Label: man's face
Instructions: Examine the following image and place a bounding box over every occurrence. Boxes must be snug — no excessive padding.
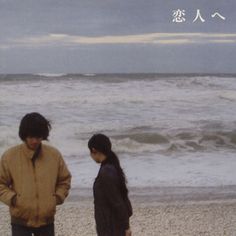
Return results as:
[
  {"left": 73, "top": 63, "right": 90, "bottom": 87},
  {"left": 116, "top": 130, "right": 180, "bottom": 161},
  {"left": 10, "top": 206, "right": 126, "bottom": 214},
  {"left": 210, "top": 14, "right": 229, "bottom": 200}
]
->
[{"left": 25, "top": 137, "right": 43, "bottom": 150}]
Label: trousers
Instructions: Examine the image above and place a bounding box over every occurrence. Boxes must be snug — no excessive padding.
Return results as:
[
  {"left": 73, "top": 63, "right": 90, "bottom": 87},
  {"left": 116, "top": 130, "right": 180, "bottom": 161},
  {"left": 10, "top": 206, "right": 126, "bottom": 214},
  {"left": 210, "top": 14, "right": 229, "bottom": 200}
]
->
[{"left": 11, "top": 223, "right": 54, "bottom": 236}]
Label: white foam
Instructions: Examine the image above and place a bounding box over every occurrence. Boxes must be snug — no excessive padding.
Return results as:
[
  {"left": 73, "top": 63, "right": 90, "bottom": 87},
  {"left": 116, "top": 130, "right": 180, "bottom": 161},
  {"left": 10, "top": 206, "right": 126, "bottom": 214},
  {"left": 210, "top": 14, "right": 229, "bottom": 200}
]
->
[
  {"left": 35, "top": 73, "right": 67, "bottom": 77},
  {"left": 219, "top": 91, "right": 236, "bottom": 101},
  {"left": 67, "top": 151, "right": 236, "bottom": 188}
]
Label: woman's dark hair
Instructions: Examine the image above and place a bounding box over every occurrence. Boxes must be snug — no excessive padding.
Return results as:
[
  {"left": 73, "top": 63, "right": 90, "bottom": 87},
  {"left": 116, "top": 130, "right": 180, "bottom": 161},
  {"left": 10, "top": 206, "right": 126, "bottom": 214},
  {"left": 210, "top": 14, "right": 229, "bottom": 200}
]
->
[
  {"left": 19, "top": 112, "right": 51, "bottom": 141},
  {"left": 88, "top": 133, "right": 129, "bottom": 198}
]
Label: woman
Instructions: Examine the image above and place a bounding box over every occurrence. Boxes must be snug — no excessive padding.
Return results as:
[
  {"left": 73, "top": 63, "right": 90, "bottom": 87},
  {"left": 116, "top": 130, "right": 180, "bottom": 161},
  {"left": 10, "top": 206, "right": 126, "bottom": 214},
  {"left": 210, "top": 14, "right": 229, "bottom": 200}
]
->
[{"left": 88, "top": 133, "right": 133, "bottom": 236}]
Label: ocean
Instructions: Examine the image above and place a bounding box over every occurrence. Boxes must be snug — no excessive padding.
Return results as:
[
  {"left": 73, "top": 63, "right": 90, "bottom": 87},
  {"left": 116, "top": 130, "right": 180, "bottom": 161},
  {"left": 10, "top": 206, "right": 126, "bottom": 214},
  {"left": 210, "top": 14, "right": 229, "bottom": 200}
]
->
[{"left": 0, "top": 73, "right": 236, "bottom": 191}]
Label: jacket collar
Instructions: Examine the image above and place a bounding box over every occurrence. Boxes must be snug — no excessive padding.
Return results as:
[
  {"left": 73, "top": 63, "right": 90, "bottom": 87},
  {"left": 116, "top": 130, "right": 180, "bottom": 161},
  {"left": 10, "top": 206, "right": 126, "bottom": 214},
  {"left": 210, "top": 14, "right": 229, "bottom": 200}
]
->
[{"left": 21, "top": 142, "right": 42, "bottom": 159}]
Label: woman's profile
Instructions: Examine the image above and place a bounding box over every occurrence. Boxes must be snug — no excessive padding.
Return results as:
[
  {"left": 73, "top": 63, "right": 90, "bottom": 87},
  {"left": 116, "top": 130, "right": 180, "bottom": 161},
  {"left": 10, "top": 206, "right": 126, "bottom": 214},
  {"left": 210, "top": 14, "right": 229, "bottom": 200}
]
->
[{"left": 88, "top": 133, "right": 133, "bottom": 236}]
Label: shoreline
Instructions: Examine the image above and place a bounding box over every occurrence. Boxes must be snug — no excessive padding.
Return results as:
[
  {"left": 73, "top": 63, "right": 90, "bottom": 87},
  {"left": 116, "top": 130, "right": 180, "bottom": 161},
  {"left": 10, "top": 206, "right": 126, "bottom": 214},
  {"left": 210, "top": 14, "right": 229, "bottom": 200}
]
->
[{"left": 67, "top": 185, "right": 236, "bottom": 203}]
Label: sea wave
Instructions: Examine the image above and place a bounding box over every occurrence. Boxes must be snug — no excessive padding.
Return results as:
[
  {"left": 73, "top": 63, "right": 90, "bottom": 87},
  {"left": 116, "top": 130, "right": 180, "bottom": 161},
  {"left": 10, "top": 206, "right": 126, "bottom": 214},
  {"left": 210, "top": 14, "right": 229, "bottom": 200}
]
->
[
  {"left": 36, "top": 73, "right": 68, "bottom": 77},
  {"left": 109, "top": 129, "right": 236, "bottom": 153},
  {"left": 1, "top": 73, "right": 235, "bottom": 84}
]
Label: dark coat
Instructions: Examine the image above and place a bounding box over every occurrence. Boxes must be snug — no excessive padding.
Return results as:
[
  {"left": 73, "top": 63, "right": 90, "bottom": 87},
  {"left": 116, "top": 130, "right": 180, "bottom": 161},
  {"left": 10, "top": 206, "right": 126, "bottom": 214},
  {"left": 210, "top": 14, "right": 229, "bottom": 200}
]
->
[{"left": 93, "top": 162, "right": 133, "bottom": 236}]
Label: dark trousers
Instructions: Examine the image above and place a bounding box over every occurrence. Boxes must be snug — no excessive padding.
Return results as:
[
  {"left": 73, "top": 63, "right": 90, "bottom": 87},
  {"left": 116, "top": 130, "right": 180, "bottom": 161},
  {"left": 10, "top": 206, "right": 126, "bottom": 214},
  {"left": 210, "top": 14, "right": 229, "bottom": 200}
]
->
[{"left": 11, "top": 223, "right": 54, "bottom": 236}]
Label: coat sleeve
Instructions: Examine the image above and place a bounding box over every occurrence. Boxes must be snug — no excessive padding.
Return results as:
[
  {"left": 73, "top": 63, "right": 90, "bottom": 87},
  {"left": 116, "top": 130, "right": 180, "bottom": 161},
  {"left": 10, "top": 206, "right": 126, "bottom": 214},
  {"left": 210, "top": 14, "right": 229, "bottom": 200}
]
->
[
  {"left": 100, "top": 167, "right": 130, "bottom": 230},
  {"left": 125, "top": 196, "right": 133, "bottom": 217},
  {"left": 55, "top": 153, "right": 72, "bottom": 205},
  {"left": 0, "top": 154, "right": 17, "bottom": 206}
]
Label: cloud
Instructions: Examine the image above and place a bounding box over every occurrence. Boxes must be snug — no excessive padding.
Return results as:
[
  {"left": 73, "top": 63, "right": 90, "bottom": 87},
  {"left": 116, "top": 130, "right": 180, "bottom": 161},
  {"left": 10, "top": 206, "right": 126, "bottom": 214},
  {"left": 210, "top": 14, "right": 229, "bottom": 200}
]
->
[
  {"left": 1, "top": 32, "right": 236, "bottom": 49},
  {"left": 208, "top": 39, "right": 236, "bottom": 43},
  {"left": 0, "top": 45, "right": 10, "bottom": 50}
]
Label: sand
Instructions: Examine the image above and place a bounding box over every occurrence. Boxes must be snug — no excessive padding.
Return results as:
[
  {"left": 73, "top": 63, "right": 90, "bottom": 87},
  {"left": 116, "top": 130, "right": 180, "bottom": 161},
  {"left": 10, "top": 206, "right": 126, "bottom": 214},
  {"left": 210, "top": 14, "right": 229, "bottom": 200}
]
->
[{"left": 1, "top": 187, "right": 236, "bottom": 236}]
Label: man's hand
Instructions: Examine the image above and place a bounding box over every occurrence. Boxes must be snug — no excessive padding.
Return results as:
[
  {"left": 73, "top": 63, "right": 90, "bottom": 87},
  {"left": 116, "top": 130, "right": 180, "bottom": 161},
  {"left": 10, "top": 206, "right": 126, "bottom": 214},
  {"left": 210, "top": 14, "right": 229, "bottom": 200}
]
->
[
  {"left": 11, "top": 195, "right": 17, "bottom": 207},
  {"left": 125, "top": 228, "right": 132, "bottom": 236},
  {"left": 55, "top": 194, "right": 62, "bottom": 205}
]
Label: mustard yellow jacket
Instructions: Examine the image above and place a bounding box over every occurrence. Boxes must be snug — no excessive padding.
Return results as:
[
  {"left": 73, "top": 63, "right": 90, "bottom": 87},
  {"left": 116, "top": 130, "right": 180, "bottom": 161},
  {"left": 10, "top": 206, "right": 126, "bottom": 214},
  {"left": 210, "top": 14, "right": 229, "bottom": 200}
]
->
[{"left": 0, "top": 142, "right": 72, "bottom": 227}]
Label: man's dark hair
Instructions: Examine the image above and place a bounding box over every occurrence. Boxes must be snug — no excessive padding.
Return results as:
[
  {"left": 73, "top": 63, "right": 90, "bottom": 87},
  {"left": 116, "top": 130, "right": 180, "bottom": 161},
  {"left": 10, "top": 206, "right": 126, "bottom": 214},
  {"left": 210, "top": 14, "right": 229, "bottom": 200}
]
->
[{"left": 19, "top": 112, "right": 51, "bottom": 141}]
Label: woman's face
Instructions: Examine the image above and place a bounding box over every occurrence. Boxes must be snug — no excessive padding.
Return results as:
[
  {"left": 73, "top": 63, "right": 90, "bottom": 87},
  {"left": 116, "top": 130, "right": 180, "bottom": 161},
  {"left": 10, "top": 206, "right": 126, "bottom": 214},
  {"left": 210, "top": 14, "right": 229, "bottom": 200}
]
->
[{"left": 90, "top": 148, "right": 106, "bottom": 163}]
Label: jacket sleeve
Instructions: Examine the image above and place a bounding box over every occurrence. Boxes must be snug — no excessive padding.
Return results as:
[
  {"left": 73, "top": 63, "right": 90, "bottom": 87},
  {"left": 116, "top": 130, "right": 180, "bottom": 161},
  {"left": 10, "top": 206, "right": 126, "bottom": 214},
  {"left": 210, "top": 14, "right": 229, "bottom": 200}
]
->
[
  {"left": 0, "top": 154, "right": 17, "bottom": 206},
  {"left": 100, "top": 167, "right": 130, "bottom": 230},
  {"left": 55, "top": 154, "right": 72, "bottom": 205}
]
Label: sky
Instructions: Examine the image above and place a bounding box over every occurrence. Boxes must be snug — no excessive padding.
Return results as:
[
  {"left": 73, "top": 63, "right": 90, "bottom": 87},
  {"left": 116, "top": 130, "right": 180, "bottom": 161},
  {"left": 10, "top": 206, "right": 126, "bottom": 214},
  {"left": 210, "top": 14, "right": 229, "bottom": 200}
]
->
[{"left": 0, "top": 0, "right": 236, "bottom": 74}]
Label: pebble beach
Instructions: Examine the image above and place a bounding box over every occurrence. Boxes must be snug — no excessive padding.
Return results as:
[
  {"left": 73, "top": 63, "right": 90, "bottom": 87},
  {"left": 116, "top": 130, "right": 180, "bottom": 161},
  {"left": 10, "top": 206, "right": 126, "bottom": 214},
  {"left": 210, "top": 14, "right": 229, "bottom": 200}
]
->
[{"left": 1, "top": 188, "right": 236, "bottom": 236}]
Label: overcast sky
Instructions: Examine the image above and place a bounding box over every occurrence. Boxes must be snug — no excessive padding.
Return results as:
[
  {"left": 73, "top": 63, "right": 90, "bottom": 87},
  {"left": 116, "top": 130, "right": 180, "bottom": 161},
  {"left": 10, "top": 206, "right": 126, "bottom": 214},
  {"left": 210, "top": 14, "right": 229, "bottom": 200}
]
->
[{"left": 0, "top": 0, "right": 236, "bottom": 74}]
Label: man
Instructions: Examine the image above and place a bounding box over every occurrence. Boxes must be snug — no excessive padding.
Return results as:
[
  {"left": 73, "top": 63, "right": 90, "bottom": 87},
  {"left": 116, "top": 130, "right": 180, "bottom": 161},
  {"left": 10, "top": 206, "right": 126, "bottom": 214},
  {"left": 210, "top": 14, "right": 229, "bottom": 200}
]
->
[{"left": 0, "top": 112, "right": 72, "bottom": 236}]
